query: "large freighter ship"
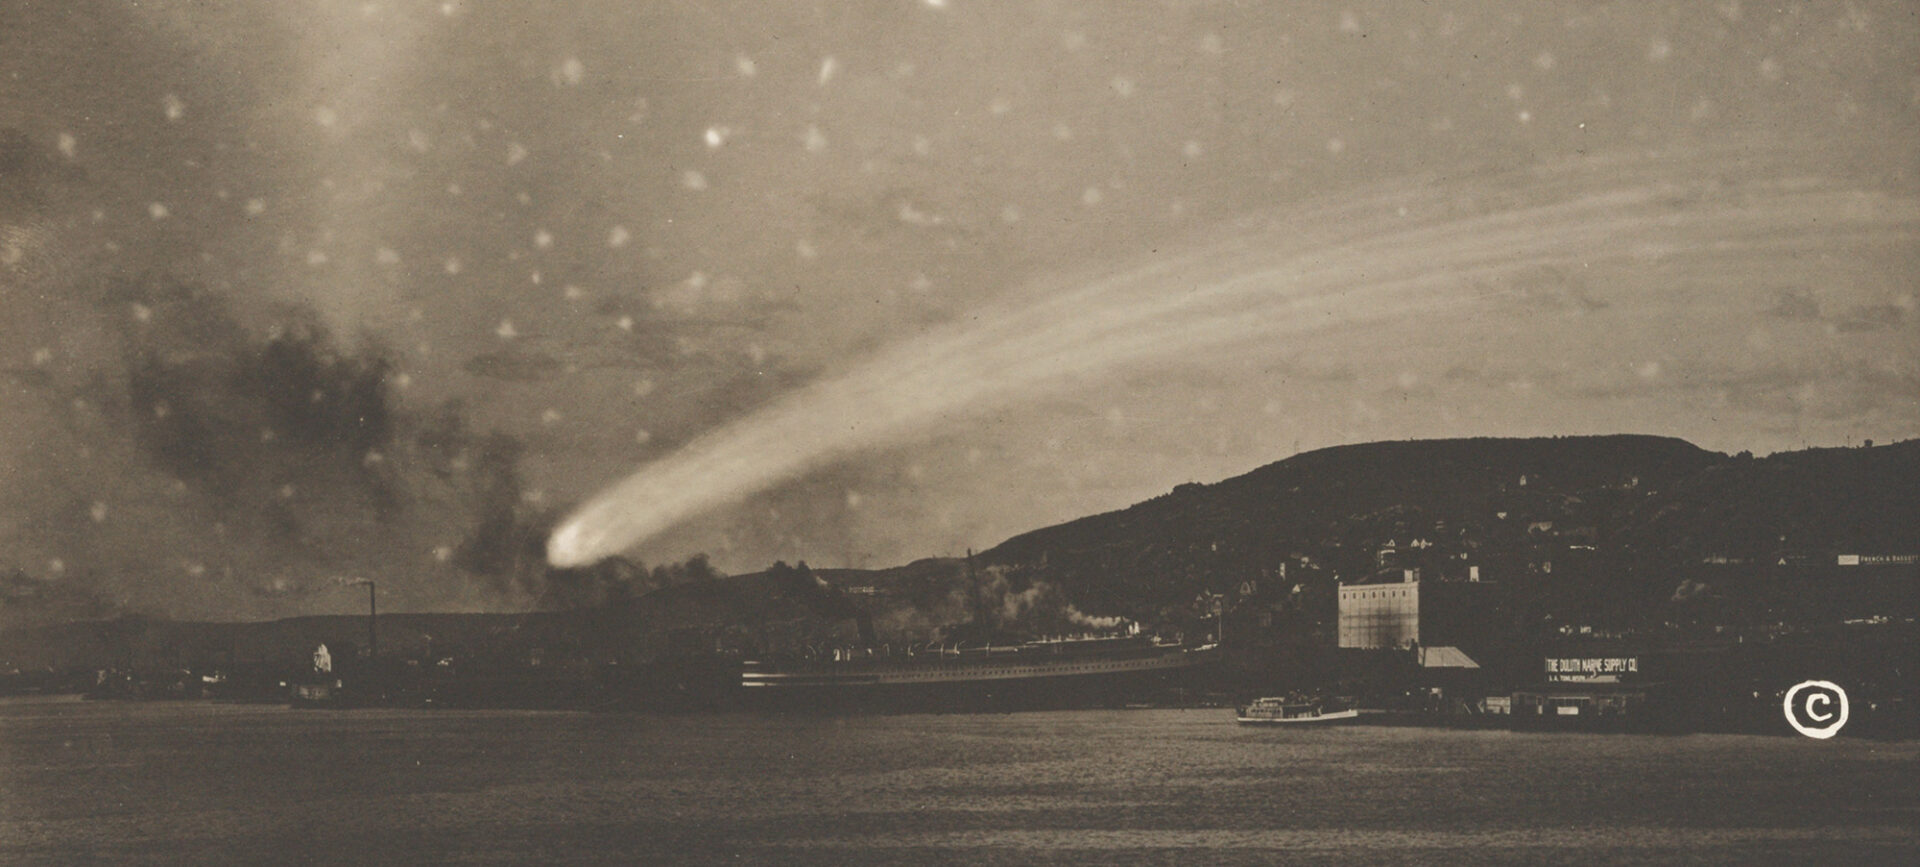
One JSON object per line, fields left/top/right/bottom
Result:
{"left": 737, "top": 633, "right": 1220, "bottom": 712}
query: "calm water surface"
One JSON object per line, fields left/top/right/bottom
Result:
{"left": 2, "top": 695, "right": 1915, "bottom": 865}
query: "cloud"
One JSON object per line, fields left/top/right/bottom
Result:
{"left": 463, "top": 350, "right": 565, "bottom": 382}
{"left": 1833, "top": 303, "right": 1907, "bottom": 333}
{"left": 1766, "top": 287, "right": 1821, "bottom": 320}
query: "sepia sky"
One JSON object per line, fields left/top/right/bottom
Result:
{"left": 2, "top": 1, "right": 1916, "bottom": 618}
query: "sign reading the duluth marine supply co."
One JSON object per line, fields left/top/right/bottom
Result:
{"left": 1545, "top": 657, "right": 1639, "bottom": 682}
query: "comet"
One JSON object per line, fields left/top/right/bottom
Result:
{"left": 548, "top": 147, "right": 1920, "bottom": 567}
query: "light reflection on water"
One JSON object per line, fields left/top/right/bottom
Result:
{"left": 2, "top": 696, "right": 1915, "bottom": 865}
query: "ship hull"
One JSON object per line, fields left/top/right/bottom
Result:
{"left": 737, "top": 646, "right": 1218, "bottom": 714}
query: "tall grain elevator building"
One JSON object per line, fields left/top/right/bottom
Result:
{"left": 1337, "top": 572, "right": 1423, "bottom": 649}
{"left": 1337, "top": 569, "right": 1497, "bottom": 655}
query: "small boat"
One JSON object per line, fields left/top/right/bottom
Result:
{"left": 1235, "top": 696, "right": 1361, "bottom": 725}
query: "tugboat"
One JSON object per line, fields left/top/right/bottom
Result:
{"left": 1235, "top": 696, "right": 1361, "bottom": 726}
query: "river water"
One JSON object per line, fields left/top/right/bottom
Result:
{"left": 1, "top": 695, "right": 1914, "bottom": 865}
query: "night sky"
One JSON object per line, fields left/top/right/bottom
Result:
{"left": 2, "top": 1, "right": 1915, "bottom": 620}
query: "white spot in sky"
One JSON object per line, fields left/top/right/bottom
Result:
{"left": 796, "top": 239, "right": 817, "bottom": 259}
{"left": 444, "top": 256, "right": 462, "bottom": 275}
{"left": 162, "top": 93, "right": 185, "bottom": 122}
{"left": 803, "top": 124, "right": 828, "bottom": 153}
{"left": 31, "top": 347, "right": 52, "bottom": 366}
{"left": 616, "top": 315, "right": 634, "bottom": 331}
{"left": 1636, "top": 361, "right": 1662, "bottom": 379}
{"left": 1182, "top": 140, "right": 1204, "bottom": 159}
{"left": 90, "top": 501, "right": 109, "bottom": 523}
{"left": 634, "top": 428, "right": 652, "bottom": 445}
{"left": 704, "top": 126, "right": 730, "bottom": 148}
{"left": 632, "top": 378, "right": 655, "bottom": 396}
{"left": 433, "top": 546, "right": 453, "bottom": 563}
{"left": 1052, "top": 123, "right": 1073, "bottom": 141}
{"left": 506, "top": 142, "right": 529, "bottom": 166}
{"left": 47, "top": 559, "right": 64, "bottom": 574}
{"left": 818, "top": 56, "right": 839, "bottom": 87}
{"left": 896, "top": 201, "right": 942, "bottom": 225}
{"left": 1082, "top": 187, "right": 1103, "bottom": 206}
{"left": 534, "top": 229, "right": 554, "bottom": 249}
{"left": 1759, "top": 57, "right": 1784, "bottom": 82}
{"left": 735, "top": 53, "right": 757, "bottom": 77}
{"left": 1837, "top": 4, "right": 1870, "bottom": 33}
{"left": 57, "top": 133, "right": 76, "bottom": 159}
{"left": 315, "top": 106, "right": 338, "bottom": 128}
{"left": 1339, "top": 10, "right": 1362, "bottom": 33}
{"left": 1648, "top": 37, "right": 1672, "bottom": 62}
{"left": 608, "top": 224, "right": 631, "bottom": 247}
{"left": 557, "top": 56, "right": 586, "bottom": 86}
{"left": 541, "top": 408, "right": 562, "bottom": 425}
{"left": 306, "top": 250, "right": 329, "bottom": 267}
{"left": 845, "top": 491, "right": 864, "bottom": 509}
{"left": 1326, "top": 137, "right": 1346, "bottom": 155}
{"left": 496, "top": 319, "right": 518, "bottom": 339}
{"left": 245, "top": 198, "right": 266, "bottom": 216}
{"left": 1517, "top": 110, "right": 1532, "bottom": 124}
{"left": 682, "top": 170, "right": 708, "bottom": 190}
{"left": 563, "top": 284, "right": 585, "bottom": 301}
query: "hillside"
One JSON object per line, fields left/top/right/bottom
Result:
{"left": 5, "top": 436, "right": 1915, "bottom": 673}
{"left": 959, "top": 435, "right": 1918, "bottom": 635}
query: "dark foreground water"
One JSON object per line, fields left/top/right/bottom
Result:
{"left": 2, "top": 696, "right": 1915, "bottom": 865}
